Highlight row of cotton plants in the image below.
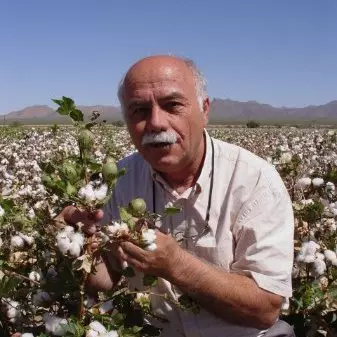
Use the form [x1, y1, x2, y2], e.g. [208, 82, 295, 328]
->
[0, 98, 185, 337]
[1, 118, 336, 336]
[209, 127, 337, 336]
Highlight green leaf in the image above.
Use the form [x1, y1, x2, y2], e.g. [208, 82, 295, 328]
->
[178, 294, 200, 314]
[69, 109, 84, 122]
[85, 122, 97, 130]
[52, 98, 63, 106]
[0, 275, 21, 297]
[143, 275, 158, 287]
[164, 206, 181, 215]
[63, 321, 85, 337]
[62, 96, 75, 110]
[0, 198, 15, 213]
[119, 325, 142, 337]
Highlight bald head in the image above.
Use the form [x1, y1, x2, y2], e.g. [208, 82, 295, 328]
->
[118, 55, 207, 111]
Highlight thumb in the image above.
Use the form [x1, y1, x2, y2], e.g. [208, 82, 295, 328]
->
[91, 209, 104, 222]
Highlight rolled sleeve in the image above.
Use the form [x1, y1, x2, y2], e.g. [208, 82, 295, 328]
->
[231, 168, 294, 298]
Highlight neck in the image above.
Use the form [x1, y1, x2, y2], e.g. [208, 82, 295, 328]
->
[160, 135, 206, 194]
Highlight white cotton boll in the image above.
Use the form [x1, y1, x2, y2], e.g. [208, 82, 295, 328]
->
[32, 290, 51, 306]
[22, 333, 34, 337]
[10, 235, 25, 249]
[119, 222, 129, 235]
[296, 177, 312, 189]
[56, 231, 68, 241]
[94, 183, 108, 201]
[145, 243, 157, 251]
[312, 177, 324, 187]
[303, 255, 315, 263]
[89, 320, 107, 334]
[0, 205, 4, 217]
[326, 182, 335, 192]
[43, 313, 68, 336]
[330, 207, 337, 217]
[141, 229, 156, 245]
[332, 259, 337, 267]
[71, 232, 84, 247]
[301, 199, 314, 206]
[279, 152, 292, 164]
[27, 208, 36, 219]
[6, 300, 20, 319]
[296, 252, 305, 262]
[69, 242, 81, 257]
[312, 259, 326, 276]
[306, 241, 320, 255]
[86, 330, 99, 337]
[324, 250, 337, 262]
[57, 237, 71, 254]
[29, 271, 41, 282]
[78, 184, 96, 202]
[63, 225, 75, 236]
[106, 223, 121, 235]
[316, 252, 325, 260]
[20, 234, 35, 246]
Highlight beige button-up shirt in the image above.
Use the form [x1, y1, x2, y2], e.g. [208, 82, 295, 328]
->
[102, 130, 294, 337]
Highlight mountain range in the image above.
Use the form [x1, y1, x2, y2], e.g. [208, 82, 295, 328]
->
[1, 99, 337, 124]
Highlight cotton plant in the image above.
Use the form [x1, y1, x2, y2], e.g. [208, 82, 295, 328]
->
[0, 97, 182, 337]
[2, 122, 337, 336]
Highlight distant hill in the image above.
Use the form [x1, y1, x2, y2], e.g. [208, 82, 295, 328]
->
[1, 99, 337, 124]
[210, 99, 337, 124]
[2, 105, 123, 124]
[6, 105, 55, 119]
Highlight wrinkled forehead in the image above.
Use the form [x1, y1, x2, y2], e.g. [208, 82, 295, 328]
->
[123, 62, 196, 102]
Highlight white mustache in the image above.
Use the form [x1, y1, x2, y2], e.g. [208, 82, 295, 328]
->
[141, 131, 177, 146]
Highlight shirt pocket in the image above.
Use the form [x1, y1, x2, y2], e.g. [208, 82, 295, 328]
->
[194, 237, 234, 271]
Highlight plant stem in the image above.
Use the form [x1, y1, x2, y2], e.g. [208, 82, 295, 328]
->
[2, 268, 40, 285]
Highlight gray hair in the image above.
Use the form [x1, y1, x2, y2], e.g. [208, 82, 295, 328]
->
[117, 56, 207, 113]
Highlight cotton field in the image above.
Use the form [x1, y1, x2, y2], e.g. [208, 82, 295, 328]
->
[0, 124, 337, 337]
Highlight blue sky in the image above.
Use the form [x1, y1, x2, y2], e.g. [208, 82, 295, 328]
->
[0, 0, 336, 113]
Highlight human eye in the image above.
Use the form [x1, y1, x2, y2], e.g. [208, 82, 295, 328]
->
[164, 101, 184, 112]
[129, 105, 149, 119]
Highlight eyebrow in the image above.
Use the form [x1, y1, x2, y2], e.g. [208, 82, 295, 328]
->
[158, 92, 187, 102]
[127, 92, 187, 110]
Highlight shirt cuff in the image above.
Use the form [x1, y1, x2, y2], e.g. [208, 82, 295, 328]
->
[249, 270, 292, 298]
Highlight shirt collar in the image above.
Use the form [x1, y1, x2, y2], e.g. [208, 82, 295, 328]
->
[150, 129, 213, 195]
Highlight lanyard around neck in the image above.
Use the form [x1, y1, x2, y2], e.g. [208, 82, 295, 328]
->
[152, 137, 215, 234]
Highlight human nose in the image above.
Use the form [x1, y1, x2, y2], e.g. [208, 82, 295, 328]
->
[146, 104, 168, 132]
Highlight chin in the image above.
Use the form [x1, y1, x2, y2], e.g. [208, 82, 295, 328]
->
[148, 157, 180, 173]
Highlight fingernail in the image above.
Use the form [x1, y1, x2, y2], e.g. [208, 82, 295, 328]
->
[122, 261, 129, 270]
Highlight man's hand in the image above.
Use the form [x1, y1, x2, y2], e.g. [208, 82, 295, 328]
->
[54, 205, 104, 235]
[119, 230, 184, 280]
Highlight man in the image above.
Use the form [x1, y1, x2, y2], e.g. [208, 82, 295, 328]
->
[62, 55, 294, 337]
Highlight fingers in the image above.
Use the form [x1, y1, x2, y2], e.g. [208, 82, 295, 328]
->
[55, 206, 105, 235]
[93, 209, 104, 221]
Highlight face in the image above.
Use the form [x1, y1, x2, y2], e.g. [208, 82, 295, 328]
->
[122, 57, 209, 174]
